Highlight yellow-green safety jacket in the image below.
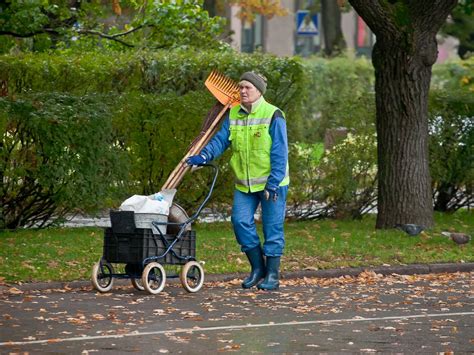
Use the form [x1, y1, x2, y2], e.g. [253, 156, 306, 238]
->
[229, 99, 290, 193]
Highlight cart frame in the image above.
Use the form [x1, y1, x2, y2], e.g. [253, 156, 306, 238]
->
[91, 164, 218, 294]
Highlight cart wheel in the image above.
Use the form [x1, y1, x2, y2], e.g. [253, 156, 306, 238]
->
[91, 261, 114, 293]
[180, 261, 205, 293]
[131, 278, 145, 291]
[142, 262, 166, 294]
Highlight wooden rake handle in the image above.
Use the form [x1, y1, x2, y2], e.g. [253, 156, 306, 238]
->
[161, 101, 231, 190]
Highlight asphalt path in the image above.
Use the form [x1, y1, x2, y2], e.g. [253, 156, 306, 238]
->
[1, 271, 473, 354]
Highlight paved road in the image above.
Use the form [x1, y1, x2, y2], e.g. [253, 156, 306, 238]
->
[1, 271, 473, 353]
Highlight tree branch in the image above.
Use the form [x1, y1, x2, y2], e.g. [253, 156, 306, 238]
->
[410, 0, 458, 33]
[348, 0, 399, 38]
[0, 25, 146, 48]
[105, 25, 145, 38]
[77, 29, 137, 47]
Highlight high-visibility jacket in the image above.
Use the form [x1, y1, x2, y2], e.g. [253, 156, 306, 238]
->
[229, 99, 290, 193]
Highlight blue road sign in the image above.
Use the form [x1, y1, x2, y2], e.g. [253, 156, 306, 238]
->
[296, 10, 319, 36]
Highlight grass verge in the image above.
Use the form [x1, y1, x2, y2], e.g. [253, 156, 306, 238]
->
[0, 211, 472, 283]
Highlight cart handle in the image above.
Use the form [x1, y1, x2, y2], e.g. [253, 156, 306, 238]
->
[151, 163, 219, 230]
[186, 163, 219, 224]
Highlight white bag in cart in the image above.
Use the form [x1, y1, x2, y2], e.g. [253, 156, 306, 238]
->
[119, 189, 177, 234]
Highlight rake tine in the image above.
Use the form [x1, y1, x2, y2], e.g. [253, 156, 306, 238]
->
[205, 70, 240, 106]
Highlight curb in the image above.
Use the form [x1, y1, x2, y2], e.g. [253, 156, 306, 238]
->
[1, 262, 473, 293]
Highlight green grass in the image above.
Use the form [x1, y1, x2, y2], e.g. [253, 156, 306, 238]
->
[0, 211, 472, 283]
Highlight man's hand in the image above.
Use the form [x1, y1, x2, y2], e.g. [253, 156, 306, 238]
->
[186, 154, 207, 166]
[264, 186, 278, 201]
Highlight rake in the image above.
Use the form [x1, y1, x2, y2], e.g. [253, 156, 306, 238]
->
[161, 70, 240, 190]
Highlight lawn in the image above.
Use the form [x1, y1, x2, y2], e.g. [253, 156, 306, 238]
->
[0, 211, 472, 283]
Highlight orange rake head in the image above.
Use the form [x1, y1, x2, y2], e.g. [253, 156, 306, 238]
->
[205, 70, 240, 107]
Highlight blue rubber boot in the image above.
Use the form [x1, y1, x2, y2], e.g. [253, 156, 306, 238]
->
[242, 246, 266, 289]
[257, 256, 280, 291]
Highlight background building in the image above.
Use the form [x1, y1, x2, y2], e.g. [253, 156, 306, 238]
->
[226, 3, 459, 63]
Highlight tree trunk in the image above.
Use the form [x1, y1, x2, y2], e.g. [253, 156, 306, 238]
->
[321, 0, 346, 56]
[373, 36, 435, 228]
[348, 0, 458, 229]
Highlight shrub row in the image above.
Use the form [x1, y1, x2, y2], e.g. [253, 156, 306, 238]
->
[1, 50, 472, 227]
[0, 49, 309, 140]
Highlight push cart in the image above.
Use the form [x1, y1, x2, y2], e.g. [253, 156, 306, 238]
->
[91, 164, 218, 294]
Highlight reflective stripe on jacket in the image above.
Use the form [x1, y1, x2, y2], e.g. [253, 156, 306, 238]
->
[229, 99, 290, 193]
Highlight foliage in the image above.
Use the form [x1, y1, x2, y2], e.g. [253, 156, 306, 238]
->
[0, 49, 307, 227]
[288, 134, 377, 220]
[0, 48, 308, 139]
[317, 133, 377, 219]
[0, 210, 472, 282]
[301, 55, 376, 142]
[0, 0, 226, 53]
[228, 0, 288, 23]
[429, 58, 474, 211]
[111, 0, 227, 50]
[459, 0, 474, 15]
[432, 56, 474, 92]
[428, 89, 474, 212]
[441, 3, 474, 59]
[287, 142, 325, 218]
[0, 92, 127, 229]
[1, 52, 472, 227]
[112, 90, 235, 208]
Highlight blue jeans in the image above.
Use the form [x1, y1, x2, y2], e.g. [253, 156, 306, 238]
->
[231, 186, 288, 257]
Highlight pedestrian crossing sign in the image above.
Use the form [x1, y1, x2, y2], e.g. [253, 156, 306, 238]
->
[296, 10, 319, 36]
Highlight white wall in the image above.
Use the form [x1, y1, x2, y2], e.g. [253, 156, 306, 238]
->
[264, 0, 295, 57]
[229, 6, 242, 52]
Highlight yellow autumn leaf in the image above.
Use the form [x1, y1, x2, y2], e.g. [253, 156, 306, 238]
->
[112, 0, 122, 16]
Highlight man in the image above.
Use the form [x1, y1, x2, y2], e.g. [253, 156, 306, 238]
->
[186, 71, 289, 290]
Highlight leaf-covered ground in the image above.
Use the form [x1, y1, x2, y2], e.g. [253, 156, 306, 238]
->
[1, 272, 473, 353]
[0, 211, 472, 283]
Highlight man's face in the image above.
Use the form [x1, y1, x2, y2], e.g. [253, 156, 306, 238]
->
[239, 80, 261, 106]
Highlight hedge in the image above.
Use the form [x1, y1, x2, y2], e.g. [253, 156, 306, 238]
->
[1, 50, 472, 227]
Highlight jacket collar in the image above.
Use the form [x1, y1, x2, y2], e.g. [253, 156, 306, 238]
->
[240, 96, 265, 115]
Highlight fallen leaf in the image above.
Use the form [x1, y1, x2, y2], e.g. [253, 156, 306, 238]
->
[48, 260, 59, 268]
[8, 287, 23, 295]
[91, 314, 106, 320]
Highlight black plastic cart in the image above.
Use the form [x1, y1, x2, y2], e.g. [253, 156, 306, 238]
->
[91, 164, 218, 294]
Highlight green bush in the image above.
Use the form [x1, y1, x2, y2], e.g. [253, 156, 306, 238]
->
[317, 133, 378, 219]
[0, 49, 308, 227]
[287, 142, 325, 219]
[1, 52, 472, 227]
[112, 90, 235, 209]
[431, 56, 474, 92]
[0, 49, 307, 138]
[0, 92, 127, 229]
[429, 57, 474, 212]
[301, 56, 376, 141]
[288, 134, 377, 220]
[429, 89, 474, 211]
[286, 55, 377, 219]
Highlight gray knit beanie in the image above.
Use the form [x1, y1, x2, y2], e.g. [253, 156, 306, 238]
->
[239, 72, 267, 94]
